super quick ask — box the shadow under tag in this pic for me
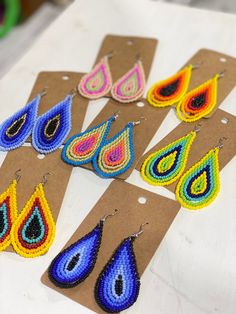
[94,34,158,97]
[136,109,236,193]
[177,49,236,118]
[41,180,180,314]
[81,98,170,180]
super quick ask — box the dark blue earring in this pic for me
[32,92,75,154]
[94,223,148,313]
[0,90,46,151]
[48,209,118,288]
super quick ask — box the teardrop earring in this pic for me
[95,222,148,313]
[11,173,56,258]
[92,119,143,178]
[78,52,113,99]
[141,125,200,186]
[48,209,118,288]
[111,55,146,103]
[147,63,201,108]
[0,89,46,151]
[176,70,225,122]
[0,169,21,252]
[175,138,225,210]
[62,113,119,166]
[32,91,75,154]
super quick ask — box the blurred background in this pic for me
[0,0,234,79]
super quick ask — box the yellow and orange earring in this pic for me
[0,170,20,252]
[11,173,55,258]
[147,64,199,108]
[176,71,225,122]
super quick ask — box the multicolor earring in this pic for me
[11,173,55,258]
[175,138,224,210]
[93,119,141,178]
[61,113,118,166]
[176,71,224,122]
[0,90,46,151]
[78,53,113,99]
[147,64,196,108]
[141,125,200,186]
[95,222,148,313]
[48,209,118,288]
[111,57,146,103]
[32,92,74,154]
[0,170,20,252]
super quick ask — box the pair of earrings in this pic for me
[0,171,55,257]
[0,90,74,154]
[78,53,146,103]
[141,127,223,210]
[62,113,141,178]
[147,64,224,122]
[48,209,147,313]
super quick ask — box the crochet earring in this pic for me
[176,71,225,122]
[0,90,46,151]
[111,55,146,103]
[175,138,225,210]
[48,209,118,288]
[62,113,119,166]
[141,125,200,186]
[11,173,55,258]
[0,170,21,252]
[147,64,200,108]
[32,91,75,154]
[95,222,148,313]
[92,119,143,178]
[78,52,113,99]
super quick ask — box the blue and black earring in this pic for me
[94,222,148,313]
[32,91,75,154]
[0,90,46,151]
[48,209,118,288]
[92,119,143,178]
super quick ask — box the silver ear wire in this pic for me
[42,172,51,186]
[194,123,202,133]
[218,70,226,79]
[106,50,116,59]
[40,87,48,97]
[101,209,119,222]
[15,169,21,183]
[130,116,147,126]
[217,136,228,149]
[130,222,149,238]
[192,61,203,70]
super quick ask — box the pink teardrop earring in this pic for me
[77,52,114,100]
[111,54,146,103]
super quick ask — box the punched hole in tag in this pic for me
[219,57,227,63]
[62,75,70,80]
[37,154,45,160]
[127,39,134,46]
[136,102,145,108]
[221,117,229,124]
[138,197,147,204]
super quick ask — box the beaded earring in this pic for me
[147,64,200,108]
[0,90,46,151]
[176,71,225,122]
[62,113,119,166]
[32,92,75,154]
[175,138,225,210]
[141,125,200,186]
[111,56,146,103]
[0,170,20,252]
[95,222,148,313]
[48,209,118,288]
[78,52,113,99]
[11,173,55,258]
[92,119,142,178]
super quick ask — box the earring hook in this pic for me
[42,172,51,186]
[218,70,226,79]
[101,208,119,222]
[106,50,116,59]
[135,53,142,62]
[130,222,149,238]
[70,88,77,98]
[113,111,120,120]
[192,61,204,70]
[217,136,228,149]
[39,87,48,97]
[130,116,147,126]
[15,169,21,183]
[194,123,202,133]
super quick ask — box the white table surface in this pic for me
[0,1,236,313]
